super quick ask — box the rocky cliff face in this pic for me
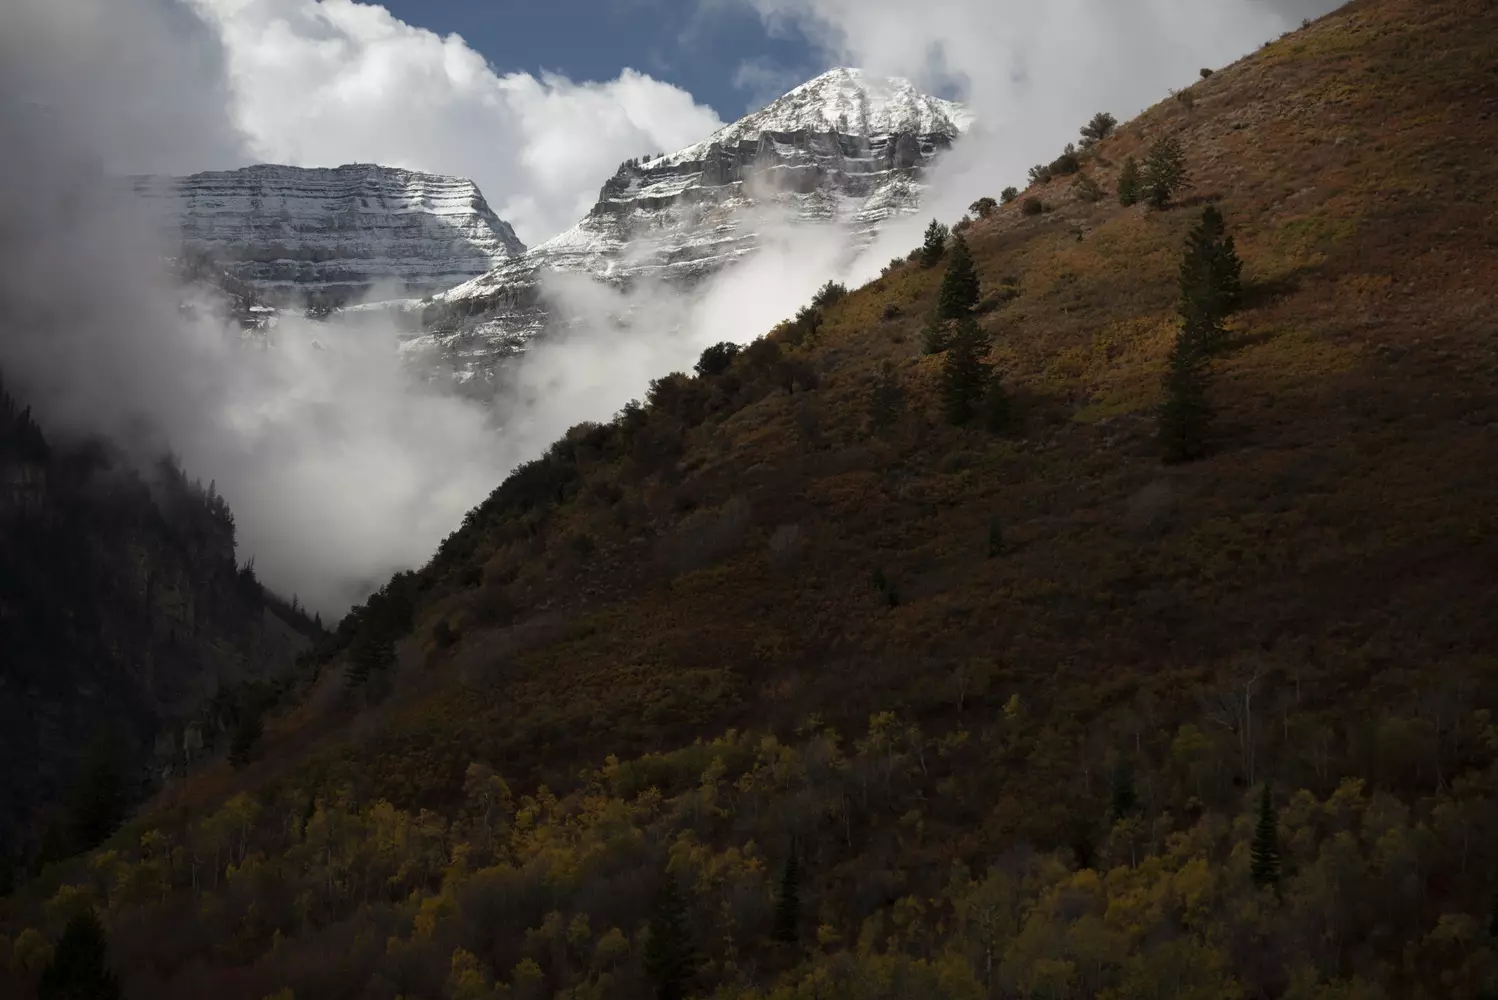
[130,164,526,309]
[404,69,971,384]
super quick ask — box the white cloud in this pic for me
[731,56,811,113]
[191,0,724,245]
[1,0,249,175]
[742,0,1306,132]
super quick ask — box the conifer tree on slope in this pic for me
[1251,784,1282,890]
[38,910,121,1000]
[942,318,993,426]
[937,233,981,321]
[645,871,695,1000]
[920,219,949,268]
[868,361,905,435]
[1159,206,1233,462]
[921,311,951,356]
[1158,307,1216,463]
[772,849,801,944]
[1179,205,1243,339]
[1117,156,1141,207]
[1110,761,1137,821]
[1141,135,1188,209]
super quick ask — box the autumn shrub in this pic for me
[810,280,847,310]
[767,524,805,568]
[793,398,822,449]
[472,580,521,627]
[1073,173,1103,202]
[1048,143,1082,176]
[740,337,781,372]
[1079,111,1117,147]
[657,496,751,577]
[1117,156,1142,206]
[433,618,460,648]
[694,342,740,378]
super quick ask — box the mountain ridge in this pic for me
[130,163,526,310]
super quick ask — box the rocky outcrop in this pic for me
[130,164,525,309]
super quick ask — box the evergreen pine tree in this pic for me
[1157,311,1216,463]
[645,871,695,1000]
[1141,135,1189,209]
[872,569,899,608]
[1116,156,1141,206]
[1174,204,1245,362]
[346,632,395,692]
[1250,784,1281,890]
[936,234,981,320]
[980,380,1010,433]
[986,517,1004,558]
[921,312,951,356]
[919,219,949,268]
[1217,231,1243,310]
[1178,205,1244,343]
[868,361,905,436]
[941,318,992,426]
[1110,761,1137,821]
[228,712,263,769]
[38,910,121,1000]
[1000,186,1019,205]
[36,820,67,873]
[66,732,128,854]
[771,849,801,944]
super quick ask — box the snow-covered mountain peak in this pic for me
[659,67,972,167]
[383,70,973,386]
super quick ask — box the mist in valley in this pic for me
[0,0,1329,618]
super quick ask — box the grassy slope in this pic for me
[237,0,1498,818]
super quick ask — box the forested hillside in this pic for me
[4,0,1498,996]
[0,381,323,886]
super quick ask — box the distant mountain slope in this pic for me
[408,68,970,383]
[130,164,525,310]
[0,382,320,868]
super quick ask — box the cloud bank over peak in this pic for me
[188,0,726,245]
[739,0,1338,123]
